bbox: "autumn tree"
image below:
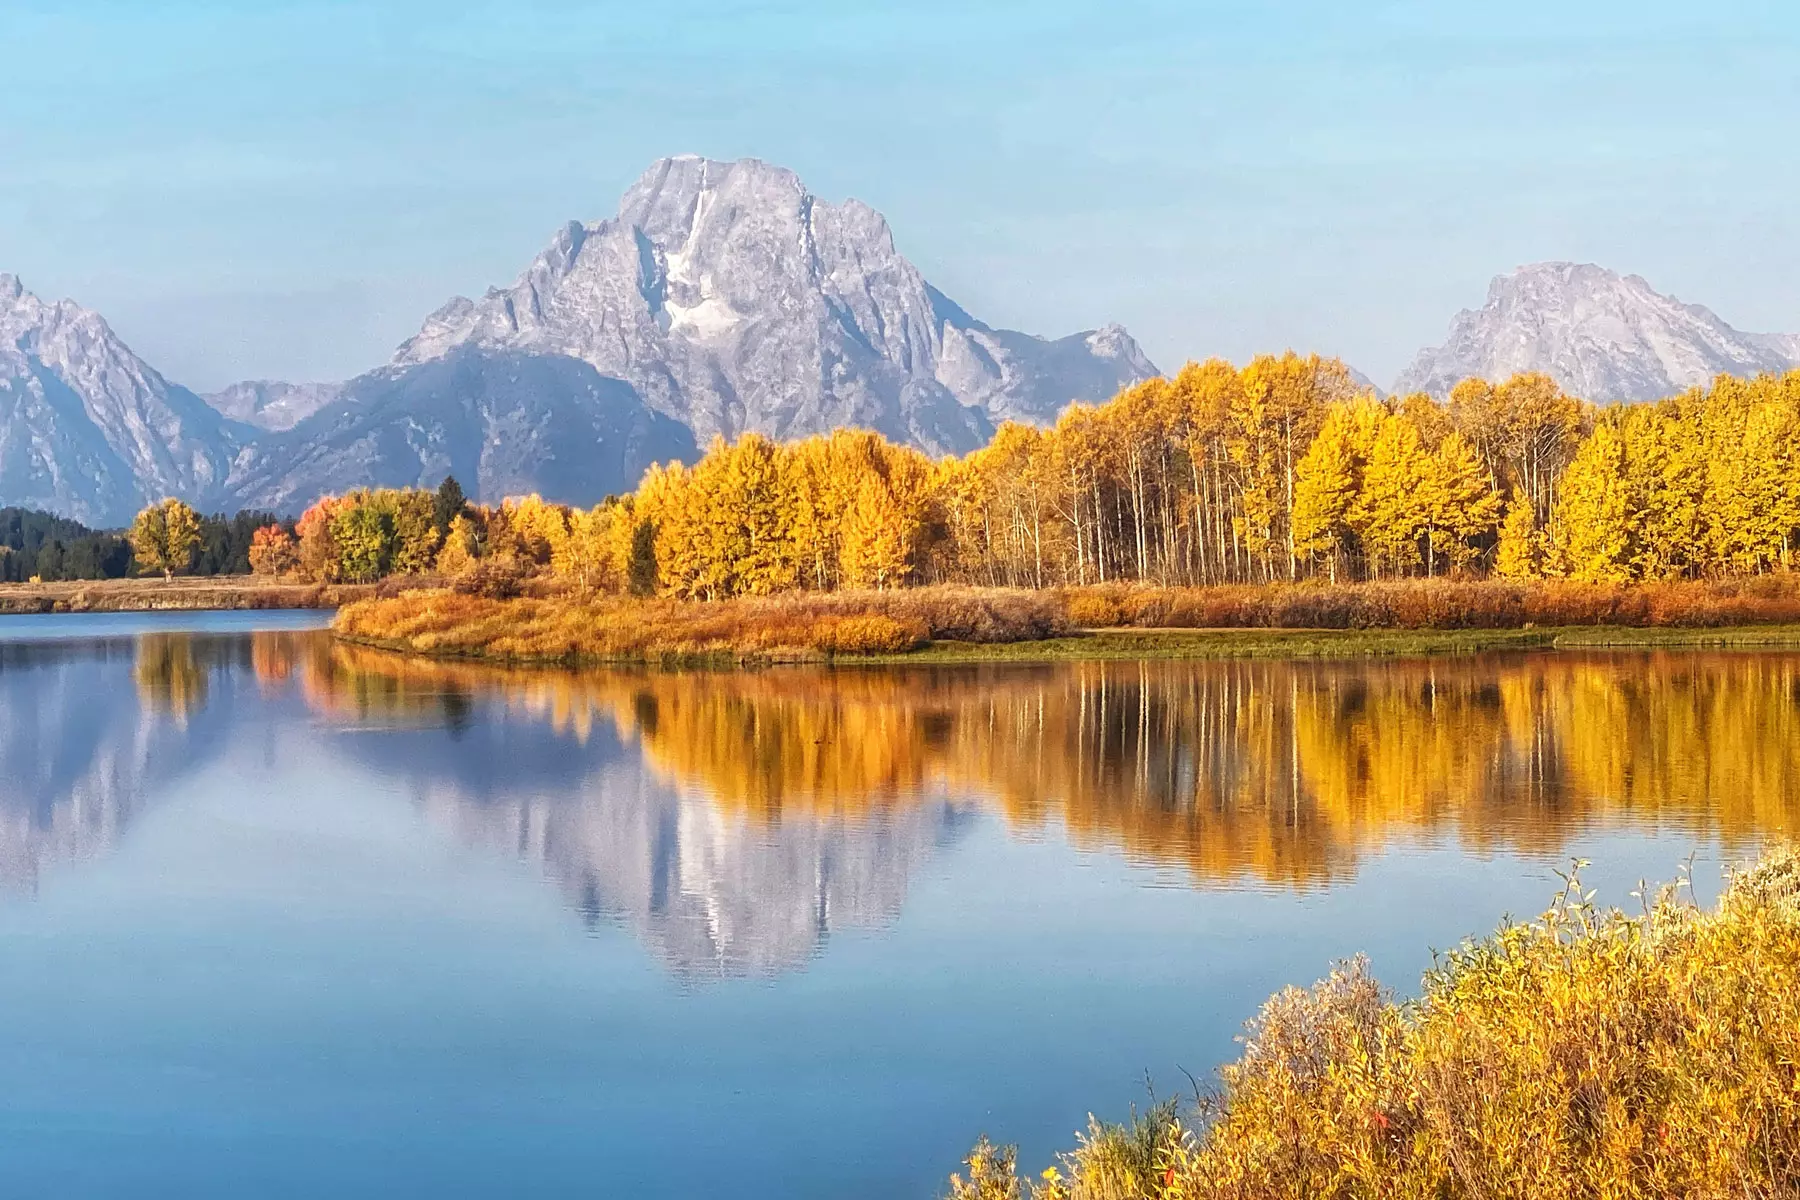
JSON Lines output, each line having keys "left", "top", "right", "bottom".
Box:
{"left": 1354, "top": 415, "right": 1431, "bottom": 576}
{"left": 436, "top": 514, "right": 479, "bottom": 575}
{"left": 840, "top": 473, "right": 915, "bottom": 588}
{"left": 247, "top": 524, "right": 298, "bottom": 577}
{"left": 1291, "top": 407, "right": 1362, "bottom": 581}
{"left": 129, "top": 498, "right": 203, "bottom": 580}
{"left": 1552, "top": 423, "right": 1635, "bottom": 582}
{"left": 1494, "top": 491, "right": 1542, "bottom": 579}
{"left": 552, "top": 505, "right": 615, "bottom": 594}
{"left": 1422, "top": 431, "right": 1503, "bottom": 574}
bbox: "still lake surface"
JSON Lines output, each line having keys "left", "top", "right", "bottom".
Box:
{"left": 1, "top": 614, "right": 1796, "bottom": 1198}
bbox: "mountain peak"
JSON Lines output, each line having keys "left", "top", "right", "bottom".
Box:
{"left": 392, "top": 155, "right": 1156, "bottom": 452}
{"left": 1397, "top": 263, "right": 1795, "bottom": 401}
{"left": 0, "top": 275, "right": 237, "bottom": 524}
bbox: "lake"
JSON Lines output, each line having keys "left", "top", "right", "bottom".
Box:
{"left": 1, "top": 614, "right": 1795, "bottom": 1198}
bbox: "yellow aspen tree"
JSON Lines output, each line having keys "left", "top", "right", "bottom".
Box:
{"left": 1493, "top": 490, "right": 1542, "bottom": 579}
{"left": 390, "top": 490, "right": 442, "bottom": 575}
{"left": 1552, "top": 422, "right": 1635, "bottom": 582}
{"left": 840, "top": 473, "right": 916, "bottom": 589}
{"left": 1623, "top": 405, "right": 1704, "bottom": 580}
{"left": 552, "top": 506, "right": 613, "bottom": 593}
{"left": 435, "top": 513, "right": 479, "bottom": 575}
{"left": 1354, "top": 415, "right": 1431, "bottom": 576}
{"left": 129, "top": 498, "right": 203, "bottom": 580}
{"left": 1290, "top": 408, "right": 1360, "bottom": 582}
{"left": 1424, "top": 431, "right": 1502, "bottom": 574}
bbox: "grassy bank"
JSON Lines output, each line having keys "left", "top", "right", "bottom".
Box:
{"left": 951, "top": 848, "right": 1800, "bottom": 1200}
{"left": 332, "top": 584, "right": 1800, "bottom": 666}
{"left": 333, "top": 587, "right": 1068, "bottom": 665}
{"left": 0, "top": 576, "right": 375, "bottom": 615}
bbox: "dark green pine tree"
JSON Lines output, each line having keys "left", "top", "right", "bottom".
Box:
{"left": 433, "top": 475, "right": 467, "bottom": 536}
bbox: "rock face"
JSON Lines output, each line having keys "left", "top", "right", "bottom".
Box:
{"left": 0, "top": 274, "right": 241, "bottom": 526}
{"left": 394, "top": 155, "right": 1159, "bottom": 452}
{"left": 1396, "top": 262, "right": 1800, "bottom": 401}
{"left": 224, "top": 350, "right": 697, "bottom": 514}
{"left": 204, "top": 380, "right": 344, "bottom": 432}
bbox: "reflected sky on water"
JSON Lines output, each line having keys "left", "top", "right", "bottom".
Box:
{"left": 0, "top": 616, "right": 1794, "bottom": 1197}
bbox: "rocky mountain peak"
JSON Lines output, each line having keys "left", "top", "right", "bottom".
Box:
{"left": 393, "top": 155, "right": 1158, "bottom": 453}
{"left": 0, "top": 274, "right": 236, "bottom": 525}
{"left": 1396, "top": 261, "right": 1797, "bottom": 401}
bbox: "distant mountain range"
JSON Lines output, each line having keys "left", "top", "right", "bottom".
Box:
{"left": 1396, "top": 262, "right": 1800, "bottom": 401}
{"left": 6, "top": 155, "right": 1800, "bottom": 525}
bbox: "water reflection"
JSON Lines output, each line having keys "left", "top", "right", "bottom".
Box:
{"left": 5, "top": 631, "right": 1800, "bottom": 974}
{"left": 288, "top": 642, "right": 1800, "bottom": 888}
{"left": 0, "top": 637, "right": 239, "bottom": 891}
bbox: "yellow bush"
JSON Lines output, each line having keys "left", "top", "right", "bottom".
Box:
{"left": 1065, "top": 592, "right": 1125, "bottom": 628}
{"left": 808, "top": 614, "right": 929, "bottom": 654}
{"left": 956, "top": 848, "right": 1800, "bottom": 1199}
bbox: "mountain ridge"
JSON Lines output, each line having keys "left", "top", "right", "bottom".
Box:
{"left": 12, "top": 177, "right": 1800, "bottom": 525}
{"left": 1395, "top": 261, "right": 1800, "bottom": 400}
{"left": 392, "top": 155, "right": 1159, "bottom": 453}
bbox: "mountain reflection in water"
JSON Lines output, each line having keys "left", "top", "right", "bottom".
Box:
{"left": 3, "top": 630, "right": 1799, "bottom": 977}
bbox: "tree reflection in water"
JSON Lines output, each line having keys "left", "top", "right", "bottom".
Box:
{"left": 285, "top": 639, "right": 1800, "bottom": 889}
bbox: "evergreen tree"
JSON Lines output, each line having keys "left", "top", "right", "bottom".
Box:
{"left": 434, "top": 475, "right": 467, "bottom": 535}
{"left": 627, "top": 518, "right": 659, "bottom": 597}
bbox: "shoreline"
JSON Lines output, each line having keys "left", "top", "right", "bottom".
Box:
{"left": 332, "top": 621, "right": 1800, "bottom": 669}
{"left": 0, "top": 578, "right": 374, "bottom": 614}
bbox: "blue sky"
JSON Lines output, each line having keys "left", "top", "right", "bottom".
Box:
{"left": 2, "top": 0, "right": 1796, "bottom": 391}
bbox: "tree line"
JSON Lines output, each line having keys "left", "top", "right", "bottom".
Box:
{"left": 102, "top": 355, "right": 1800, "bottom": 593}
{"left": 0, "top": 505, "right": 286, "bottom": 583}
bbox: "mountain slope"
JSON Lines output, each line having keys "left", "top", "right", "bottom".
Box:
{"left": 223, "top": 349, "right": 696, "bottom": 513}
{"left": 204, "top": 380, "right": 344, "bottom": 432}
{"left": 1396, "top": 262, "right": 1800, "bottom": 401}
{"left": 394, "top": 155, "right": 1158, "bottom": 453}
{"left": 0, "top": 275, "right": 241, "bottom": 525}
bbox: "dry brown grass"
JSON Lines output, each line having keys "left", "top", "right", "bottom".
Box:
{"left": 1064, "top": 576, "right": 1800, "bottom": 631}
{"left": 0, "top": 576, "right": 375, "bottom": 614}
{"left": 334, "top": 585, "right": 1069, "bottom": 663}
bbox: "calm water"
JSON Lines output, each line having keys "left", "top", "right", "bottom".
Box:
{"left": 1, "top": 616, "right": 1797, "bottom": 1198}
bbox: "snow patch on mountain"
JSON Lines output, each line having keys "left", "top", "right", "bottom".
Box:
{"left": 393, "top": 156, "right": 1159, "bottom": 453}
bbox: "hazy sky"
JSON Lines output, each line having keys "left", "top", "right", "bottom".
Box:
{"left": 3, "top": 0, "right": 1797, "bottom": 391}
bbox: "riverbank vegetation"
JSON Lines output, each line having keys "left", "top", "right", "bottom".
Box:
{"left": 0, "top": 504, "right": 291, "bottom": 583}
{"left": 334, "top": 586, "right": 1070, "bottom": 663}
{"left": 332, "top": 576, "right": 1800, "bottom": 665}
{"left": 0, "top": 576, "right": 373, "bottom": 615}
{"left": 949, "top": 848, "right": 1800, "bottom": 1199}
{"left": 223, "top": 361, "right": 1800, "bottom": 603}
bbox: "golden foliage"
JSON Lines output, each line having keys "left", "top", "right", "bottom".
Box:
{"left": 959, "top": 849, "right": 1800, "bottom": 1199}
{"left": 291, "top": 639, "right": 1800, "bottom": 889}
{"left": 128, "top": 498, "right": 202, "bottom": 579}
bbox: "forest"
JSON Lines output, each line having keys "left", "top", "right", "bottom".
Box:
{"left": 0, "top": 506, "right": 289, "bottom": 582}
{"left": 250, "top": 357, "right": 1800, "bottom": 599}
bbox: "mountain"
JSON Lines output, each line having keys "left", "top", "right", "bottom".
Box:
{"left": 393, "top": 155, "right": 1159, "bottom": 453}
{"left": 204, "top": 380, "right": 343, "bottom": 432}
{"left": 1396, "top": 262, "right": 1800, "bottom": 401}
{"left": 223, "top": 349, "right": 697, "bottom": 514}
{"left": 0, "top": 274, "right": 242, "bottom": 526}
